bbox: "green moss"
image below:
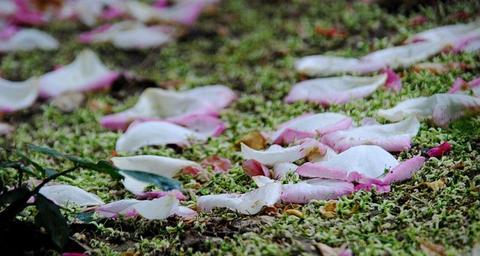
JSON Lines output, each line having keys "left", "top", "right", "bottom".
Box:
{"left": 1, "top": 0, "right": 480, "bottom": 255}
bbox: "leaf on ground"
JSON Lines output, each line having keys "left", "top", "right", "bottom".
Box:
{"left": 35, "top": 194, "right": 69, "bottom": 249}
{"left": 238, "top": 131, "right": 267, "bottom": 150}
{"left": 121, "top": 170, "right": 181, "bottom": 191}
{"left": 319, "top": 200, "right": 337, "bottom": 218}
{"left": 424, "top": 179, "right": 447, "bottom": 191}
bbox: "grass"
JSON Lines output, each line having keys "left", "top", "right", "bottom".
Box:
{"left": 1, "top": 0, "right": 480, "bottom": 255}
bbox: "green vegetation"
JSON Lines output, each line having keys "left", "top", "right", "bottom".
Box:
{"left": 1, "top": 0, "right": 480, "bottom": 255}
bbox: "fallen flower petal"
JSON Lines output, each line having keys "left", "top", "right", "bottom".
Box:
{"left": 380, "top": 156, "right": 426, "bottom": 184}
{"left": 115, "top": 121, "right": 208, "bottom": 152}
{"left": 383, "top": 67, "right": 402, "bottom": 92}
{"left": 270, "top": 113, "right": 352, "bottom": 145}
{"left": 281, "top": 179, "right": 354, "bottom": 203}
{"left": 377, "top": 93, "right": 480, "bottom": 127}
{"left": 242, "top": 159, "right": 270, "bottom": 177}
{"left": 241, "top": 143, "right": 304, "bottom": 166}
{"left": 448, "top": 77, "right": 467, "bottom": 93}
{"left": 427, "top": 142, "right": 452, "bottom": 158}
{"left": 39, "top": 184, "right": 104, "bottom": 207}
{"left": 197, "top": 182, "right": 281, "bottom": 215}
{"left": 273, "top": 162, "right": 298, "bottom": 179}
{"left": 171, "top": 114, "right": 226, "bottom": 137}
{"left": 322, "top": 116, "right": 420, "bottom": 152}
{"left": 294, "top": 55, "right": 366, "bottom": 76}
{"left": 239, "top": 130, "right": 268, "bottom": 150}
{"left": 136, "top": 190, "right": 186, "bottom": 200}
{"left": 406, "top": 22, "right": 479, "bottom": 44}
{"left": 201, "top": 156, "right": 232, "bottom": 173}
{"left": 0, "top": 77, "right": 39, "bottom": 113}
{"left": 39, "top": 49, "right": 119, "bottom": 98}
{"left": 285, "top": 74, "right": 387, "bottom": 105}
{"left": 0, "top": 28, "right": 58, "bottom": 52}
{"left": 0, "top": 122, "right": 13, "bottom": 135}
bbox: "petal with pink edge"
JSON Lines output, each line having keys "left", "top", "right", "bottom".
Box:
{"left": 406, "top": 22, "right": 479, "bottom": 44}
{"left": 384, "top": 67, "right": 402, "bottom": 92}
{"left": 242, "top": 159, "right": 270, "bottom": 177}
{"left": 197, "top": 182, "right": 281, "bottom": 215}
{"left": 377, "top": 93, "right": 480, "bottom": 127}
{"left": 39, "top": 49, "right": 119, "bottom": 98}
{"left": 171, "top": 115, "right": 226, "bottom": 137}
{"left": 297, "top": 145, "right": 399, "bottom": 182}
{"left": 0, "top": 77, "right": 38, "bottom": 113}
{"left": 39, "top": 184, "right": 104, "bottom": 207}
{"left": 0, "top": 29, "right": 58, "bottom": 52}
{"left": 294, "top": 56, "right": 367, "bottom": 76}
{"left": 96, "top": 195, "right": 180, "bottom": 220}
{"left": 115, "top": 121, "right": 207, "bottom": 152}
{"left": 79, "top": 21, "right": 174, "bottom": 49}
{"left": 285, "top": 74, "right": 387, "bottom": 105}
{"left": 380, "top": 156, "right": 425, "bottom": 184}
{"left": 241, "top": 143, "right": 304, "bottom": 166}
{"left": 101, "top": 85, "right": 235, "bottom": 130}
{"left": 281, "top": 179, "right": 354, "bottom": 203}
{"left": 322, "top": 116, "right": 420, "bottom": 152}
{"left": 273, "top": 162, "right": 298, "bottom": 179}
{"left": 270, "top": 112, "right": 352, "bottom": 145}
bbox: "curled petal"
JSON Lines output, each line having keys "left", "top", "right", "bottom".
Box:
{"left": 79, "top": 21, "right": 174, "bottom": 49}
{"left": 136, "top": 190, "right": 186, "bottom": 200}
{"left": 270, "top": 113, "right": 352, "bottom": 145}
{"left": 0, "top": 77, "right": 39, "bottom": 113}
{"left": 285, "top": 74, "right": 387, "bottom": 105}
{"left": 448, "top": 77, "right": 467, "bottom": 93}
{"left": 174, "top": 206, "right": 198, "bottom": 218}
{"left": 0, "top": 29, "right": 58, "bottom": 52}
{"left": 39, "top": 184, "right": 104, "bottom": 207}
{"left": 115, "top": 121, "right": 208, "bottom": 152}
{"left": 39, "top": 49, "right": 119, "bottom": 98}
{"left": 171, "top": 115, "right": 226, "bottom": 137}
{"left": 378, "top": 93, "right": 480, "bottom": 127}
{"left": 252, "top": 175, "right": 275, "bottom": 187}
{"left": 96, "top": 195, "right": 180, "bottom": 220}
{"left": 383, "top": 67, "right": 402, "bottom": 92}
{"left": 101, "top": 85, "right": 234, "bottom": 130}
{"left": 242, "top": 159, "right": 270, "bottom": 177}
{"left": 241, "top": 143, "right": 304, "bottom": 166}
{"left": 297, "top": 145, "right": 399, "bottom": 182}
{"left": 281, "top": 179, "right": 354, "bottom": 203}
{"left": 380, "top": 156, "right": 426, "bottom": 184}
{"left": 322, "top": 117, "right": 420, "bottom": 152}
{"left": 427, "top": 142, "right": 452, "bottom": 158}
{"left": 273, "top": 162, "right": 298, "bottom": 179}
{"left": 197, "top": 182, "right": 281, "bottom": 215}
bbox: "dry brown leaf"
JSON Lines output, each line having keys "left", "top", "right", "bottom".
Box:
{"left": 320, "top": 200, "right": 337, "bottom": 218}
{"left": 425, "top": 179, "right": 446, "bottom": 191}
{"left": 285, "top": 209, "right": 304, "bottom": 218}
{"left": 418, "top": 238, "right": 446, "bottom": 256}
{"left": 315, "top": 242, "right": 351, "bottom": 256}
{"left": 239, "top": 131, "right": 268, "bottom": 150}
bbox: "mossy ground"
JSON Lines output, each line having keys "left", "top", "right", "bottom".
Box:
{"left": 1, "top": 0, "right": 480, "bottom": 255}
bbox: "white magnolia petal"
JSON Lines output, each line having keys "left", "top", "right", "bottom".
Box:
{"left": 0, "top": 29, "right": 58, "bottom": 52}
{"left": 120, "top": 174, "right": 150, "bottom": 195}
{"left": 281, "top": 179, "right": 354, "bottom": 203}
{"left": 285, "top": 74, "right": 387, "bottom": 105}
{"left": 272, "top": 162, "right": 298, "bottom": 179}
{"left": 377, "top": 93, "right": 480, "bottom": 127}
{"left": 39, "top": 184, "right": 104, "bottom": 207}
{"left": 80, "top": 21, "right": 174, "bottom": 49}
{"left": 322, "top": 116, "right": 420, "bottom": 152}
{"left": 0, "top": 77, "right": 39, "bottom": 112}
{"left": 270, "top": 112, "right": 352, "bottom": 144}
{"left": 297, "top": 145, "right": 399, "bottom": 181}
{"left": 115, "top": 121, "right": 205, "bottom": 152}
{"left": 241, "top": 143, "right": 304, "bottom": 166}
{"left": 252, "top": 175, "right": 275, "bottom": 187}
{"left": 0, "top": 122, "right": 13, "bottom": 135}
{"left": 96, "top": 199, "right": 139, "bottom": 218}
{"left": 132, "top": 195, "right": 179, "bottom": 220}
{"left": 294, "top": 56, "right": 366, "bottom": 76}
{"left": 125, "top": 0, "right": 208, "bottom": 25}
{"left": 39, "top": 49, "right": 119, "bottom": 98}
{"left": 406, "top": 22, "right": 480, "bottom": 44}
{"left": 198, "top": 182, "right": 282, "bottom": 215}
{"left": 361, "top": 41, "right": 445, "bottom": 70}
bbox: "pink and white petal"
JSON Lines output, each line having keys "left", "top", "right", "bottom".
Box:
{"left": 171, "top": 114, "right": 226, "bottom": 137}
{"left": 96, "top": 199, "right": 139, "bottom": 218}
{"left": 294, "top": 55, "right": 367, "bottom": 76}
{"left": 39, "top": 184, "right": 104, "bottom": 207}
{"left": 241, "top": 143, "right": 304, "bottom": 166}
{"left": 0, "top": 122, "right": 13, "bottom": 135}
{"left": 201, "top": 156, "right": 232, "bottom": 173}
{"left": 131, "top": 195, "right": 179, "bottom": 220}
{"left": 115, "top": 121, "right": 206, "bottom": 152}
{"left": 380, "top": 156, "right": 426, "bottom": 184}
{"left": 273, "top": 162, "right": 298, "bottom": 179}
{"left": 270, "top": 113, "right": 352, "bottom": 144}
{"left": 252, "top": 175, "right": 275, "bottom": 187}
{"left": 281, "top": 179, "right": 354, "bottom": 203}
{"left": 448, "top": 77, "right": 467, "bottom": 93}
{"left": 406, "top": 23, "right": 479, "bottom": 44}
{"left": 297, "top": 145, "right": 399, "bottom": 182}
{"left": 242, "top": 159, "right": 270, "bottom": 177}
{"left": 427, "top": 141, "right": 452, "bottom": 158}
{"left": 183, "top": 85, "right": 236, "bottom": 110}
{"left": 0, "top": 77, "right": 39, "bottom": 113}
{"left": 197, "top": 182, "right": 281, "bottom": 215}
{"left": 321, "top": 116, "right": 420, "bottom": 152}
{"left": 173, "top": 206, "right": 197, "bottom": 218}
{"left": 39, "top": 49, "right": 119, "bottom": 98}
{"left": 136, "top": 190, "right": 186, "bottom": 200}
{"left": 383, "top": 67, "right": 402, "bottom": 92}
{"left": 285, "top": 74, "right": 387, "bottom": 105}
{"left": 0, "top": 29, "right": 58, "bottom": 52}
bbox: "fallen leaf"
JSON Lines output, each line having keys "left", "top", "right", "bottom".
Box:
{"left": 418, "top": 238, "right": 446, "bottom": 256}
{"left": 285, "top": 209, "right": 304, "bottom": 218}
{"left": 315, "top": 26, "right": 347, "bottom": 38}
{"left": 319, "top": 200, "right": 337, "bottom": 218}
{"left": 425, "top": 179, "right": 446, "bottom": 191}
{"left": 239, "top": 131, "right": 267, "bottom": 150}
{"left": 201, "top": 156, "right": 232, "bottom": 173}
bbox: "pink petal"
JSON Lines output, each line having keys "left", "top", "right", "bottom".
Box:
{"left": 448, "top": 77, "right": 467, "bottom": 93}
{"left": 427, "top": 142, "right": 452, "bottom": 158}
{"left": 242, "top": 159, "right": 270, "bottom": 177}
{"left": 11, "top": 0, "right": 46, "bottom": 25}
{"left": 0, "top": 122, "right": 13, "bottom": 135}
{"left": 0, "top": 24, "right": 19, "bottom": 40}
{"left": 170, "top": 114, "right": 226, "bottom": 137}
{"left": 136, "top": 190, "right": 186, "bottom": 200}
{"left": 383, "top": 67, "right": 402, "bottom": 92}
{"left": 281, "top": 179, "right": 354, "bottom": 203}
{"left": 201, "top": 156, "right": 232, "bottom": 173}
{"left": 78, "top": 24, "right": 113, "bottom": 43}
{"left": 380, "top": 156, "right": 426, "bottom": 184}
{"left": 101, "top": 6, "right": 125, "bottom": 20}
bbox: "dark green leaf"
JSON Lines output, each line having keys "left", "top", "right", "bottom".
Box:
{"left": 121, "top": 170, "right": 181, "bottom": 191}
{"left": 17, "top": 151, "right": 45, "bottom": 176}
{"left": 35, "top": 194, "right": 69, "bottom": 249}
{"left": 0, "top": 187, "right": 31, "bottom": 206}
{"left": 76, "top": 211, "right": 95, "bottom": 223}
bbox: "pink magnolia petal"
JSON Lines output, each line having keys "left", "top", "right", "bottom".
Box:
{"left": 241, "top": 143, "right": 304, "bottom": 166}
{"left": 383, "top": 67, "right": 402, "bottom": 92}
{"left": 101, "top": 6, "right": 125, "bottom": 20}
{"left": 201, "top": 156, "right": 232, "bottom": 173}
{"left": 11, "top": 0, "right": 46, "bottom": 25}
{"left": 0, "top": 77, "right": 39, "bottom": 113}
{"left": 136, "top": 190, "right": 186, "bottom": 200}
{"left": 78, "top": 24, "right": 113, "bottom": 43}
{"left": 427, "top": 142, "right": 452, "bottom": 158}
{"left": 170, "top": 114, "right": 226, "bottom": 137}
{"left": 406, "top": 22, "right": 479, "bottom": 45}
{"left": 242, "top": 159, "right": 270, "bottom": 177}
{"left": 381, "top": 156, "right": 426, "bottom": 184}
{"left": 448, "top": 77, "right": 467, "bottom": 93}
{"left": 174, "top": 206, "right": 197, "bottom": 218}
{"left": 281, "top": 179, "right": 354, "bottom": 203}
{"left": 0, "top": 24, "right": 19, "bottom": 40}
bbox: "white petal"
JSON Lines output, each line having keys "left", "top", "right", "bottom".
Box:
{"left": 115, "top": 121, "right": 205, "bottom": 152}
{"left": 406, "top": 22, "right": 479, "bottom": 44}
{"left": 132, "top": 195, "right": 178, "bottom": 220}
{"left": 0, "top": 122, "right": 13, "bottom": 135}
{"left": 0, "top": 29, "right": 58, "bottom": 52}
{"left": 39, "top": 184, "right": 104, "bottom": 207}
{"left": 0, "top": 77, "right": 39, "bottom": 112}
{"left": 124, "top": 0, "right": 207, "bottom": 25}
{"left": 294, "top": 56, "right": 366, "bottom": 76}
{"left": 285, "top": 74, "right": 387, "bottom": 105}
{"left": 39, "top": 49, "right": 118, "bottom": 98}
{"left": 322, "top": 116, "right": 420, "bottom": 152}
{"left": 198, "top": 182, "right": 281, "bottom": 215}
{"left": 377, "top": 93, "right": 480, "bottom": 127}
{"left": 252, "top": 175, "right": 275, "bottom": 187}
{"left": 281, "top": 179, "right": 354, "bottom": 203}
{"left": 272, "top": 162, "right": 298, "bottom": 179}
{"left": 241, "top": 143, "right": 304, "bottom": 166}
